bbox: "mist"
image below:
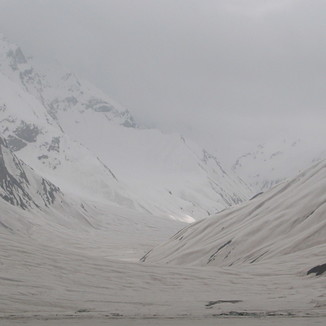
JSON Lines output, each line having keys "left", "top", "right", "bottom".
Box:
{"left": 0, "top": 0, "right": 325, "bottom": 161}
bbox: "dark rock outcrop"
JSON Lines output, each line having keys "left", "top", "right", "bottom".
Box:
{"left": 307, "top": 264, "right": 326, "bottom": 276}
{"left": 0, "top": 137, "right": 61, "bottom": 209}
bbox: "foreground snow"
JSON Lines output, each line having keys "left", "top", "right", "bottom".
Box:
{"left": 1, "top": 231, "right": 325, "bottom": 320}
{"left": 1, "top": 317, "right": 326, "bottom": 326}
{"left": 0, "top": 199, "right": 325, "bottom": 321}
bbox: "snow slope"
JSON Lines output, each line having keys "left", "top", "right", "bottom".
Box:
{"left": 0, "top": 135, "right": 325, "bottom": 320}
{"left": 1, "top": 224, "right": 325, "bottom": 319}
{"left": 0, "top": 187, "right": 325, "bottom": 320}
{"left": 0, "top": 134, "right": 185, "bottom": 259}
{"left": 0, "top": 70, "right": 136, "bottom": 208}
{"left": 0, "top": 33, "right": 252, "bottom": 219}
{"left": 143, "top": 160, "right": 326, "bottom": 268}
{"left": 0, "top": 33, "right": 325, "bottom": 319}
{"left": 233, "top": 138, "right": 326, "bottom": 193}
{"left": 0, "top": 165, "right": 325, "bottom": 321}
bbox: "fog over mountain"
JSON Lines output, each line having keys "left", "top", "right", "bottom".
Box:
{"left": 0, "top": 33, "right": 252, "bottom": 220}
{"left": 1, "top": 2, "right": 326, "bottom": 324}
{"left": 0, "top": 0, "right": 325, "bottom": 164}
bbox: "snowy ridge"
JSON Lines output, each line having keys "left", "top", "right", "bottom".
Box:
{"left": 143, "top": 160, "right": 326, "bottom": 267}
{"left": 0, "top": 34, "right": 252, "bottom": 219}
{"left": 233, "top": 139, "right": 326, "bottom": 193}
{"left": 0, "top": 33, "right": 137, "bottom": 129}
{"left": 0, "top": 70, "right": 135, "bottom": 207}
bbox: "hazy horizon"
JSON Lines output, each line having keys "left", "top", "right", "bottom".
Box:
{"left": 0, "top": 0, "right": 325, "bottom": 162}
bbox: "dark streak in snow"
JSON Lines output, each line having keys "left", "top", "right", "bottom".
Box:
{"left": 307, "top": 263, "right": 326, "bottom": 276}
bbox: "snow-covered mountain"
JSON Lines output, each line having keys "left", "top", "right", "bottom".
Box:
{"left": 232, "top": 139, "right": 326, "bottom": 193}
{"left": 0, "top": 33, "right": 252, "bottom": 220}
{"left": 142, "top": 159, "right": 326, "bottom": 268}
{"left": 1, "top": 142, "right": 323, "bottom": 319}
{"left": 1, "top": 33, "right": 325, "bottom": 322}
{"left": 0, "top": 134, "right": 107, "bottom": 234}
{"left": 0, "top": 67, "right": 136, "bottom": 209}
{"left": 0, "top": 132, "right": 185, "bottom": 259}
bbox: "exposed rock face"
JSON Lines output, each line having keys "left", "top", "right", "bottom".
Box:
{"left": 307, "top": 264, "right": 326, "bottom": 276}
{"left": 0, "top": 137, "right": 61, "bottom": 209}
{"left": 6, "top": 47, "right": 27, "bottom": 70}
{"left": 6, "top": 135, "right": 27, "bottom": 151}
{"left": 14, "top": 121, "right": 41, "bottom": 143}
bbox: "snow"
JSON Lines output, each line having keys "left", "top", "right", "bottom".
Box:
{"left": 0, "top": 34, "right": 252, "bottom": 219}
{"left": 144, "top": 160, "right": 326, "bottom": 267}
{"left": 1, "top": 211, "right": 325, "bottom": 319}
{"left": 0, "top": 149, "right": 325, "bottom": 321}
{"left": 233, "top": 138, "right": 326, "bottom": 193}
{"left": 0, "top": 71, "right": 135, "bottom": 207}
{"left": 1, "top": 317, "right": 326, "bottom": 326}
{"left": 0, "top": 32, "right": 325, "bottom": 325}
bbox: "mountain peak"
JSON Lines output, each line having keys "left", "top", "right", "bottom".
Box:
{"left": 0, "top": 35, "right": 139, "bottom": 130}
{"left": 0, "top": 34, "right": 252, "bottom": 219}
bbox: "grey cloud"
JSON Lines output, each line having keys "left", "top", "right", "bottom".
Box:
{"left": 0, "top": 0, "right": 325, "bottom": 161}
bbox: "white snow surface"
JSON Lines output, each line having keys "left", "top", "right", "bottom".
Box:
{"left": 0, "top": 196, "right": 325, "bottom": 320}
{"left": 0, "top": 33, "right": 252, "bottom": 220}
{"left": 144, "top": 160, "right": 326, "bottom": 267}
{"left": 0, "top": 33, "right": 325, "bottom": 324}
{"left": 233, "top": 138, "right": 326, "bottom": 193}
{"left": 0, "top": 71, "right": 135, "bottom": 207}
{"left": 0, "top": 140, "right": 325, "bottom": 321}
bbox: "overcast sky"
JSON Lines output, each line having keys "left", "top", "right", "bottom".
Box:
{"left": 0, "top": 0, "right": 325, "bottom": 162}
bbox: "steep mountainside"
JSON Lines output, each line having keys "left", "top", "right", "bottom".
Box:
{"left": 143, "top": 160, "right": 326, "bottom": 268}
{"left": 0, "top": 133, "right": 185, "bottom": 258}
{"left": 0, "top": 70, "right": 134, "bottom": 208}
{"left": 0, "top": 34, "right": 252, "bottom": 219}
{"left": 0, "top": 137, "right": 61, "bottom": 209}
